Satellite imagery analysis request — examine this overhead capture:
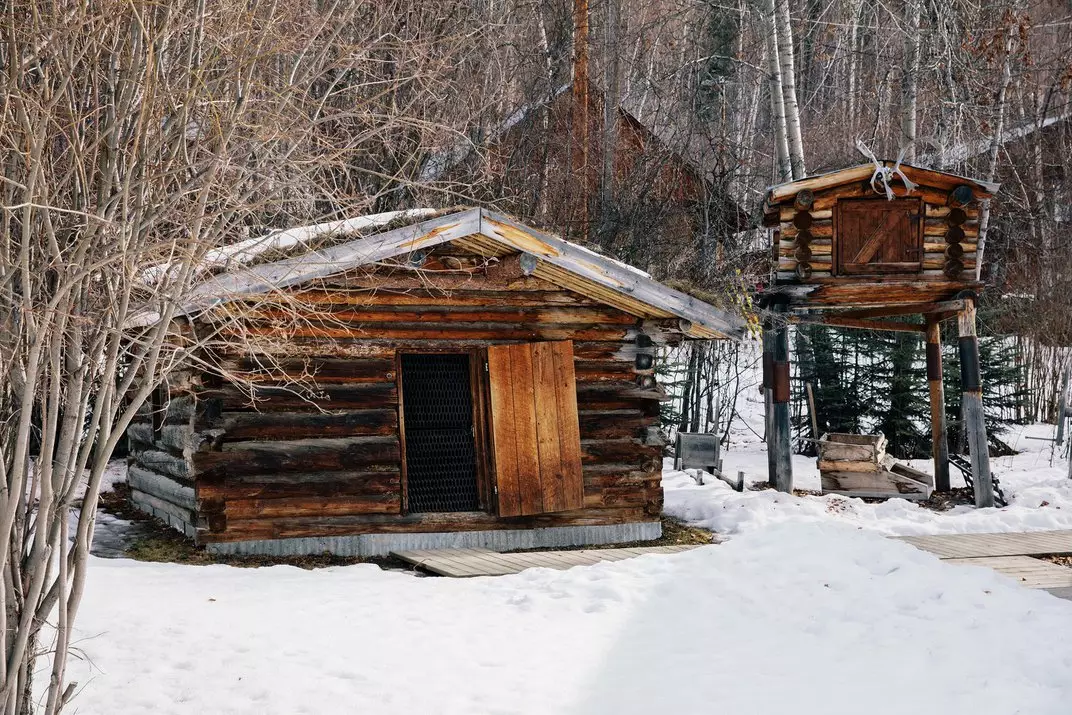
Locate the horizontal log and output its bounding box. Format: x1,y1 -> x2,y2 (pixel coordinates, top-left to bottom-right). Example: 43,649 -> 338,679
214,358 -> 395,385
925,220 -> 978,238
198,471 -> 401,501
128,465 -> 197,509
288,288 -> 601,308
130,488 -> 196,525
578,413 -> 657,439
199,507 -> 658,543
220,494 -> 402,520
818,458 -> 881,473
821,470 -> 929,495
779,242 -> 832,256
574,362 -> 638,382
778,207 -> 833,221
792,315 -> 926,333
223,323 -> 634,342
194,436 -> 400,480
777,259 -> 834,272
130,448 -> 192,482
780,222 -> 833,239
580,439 -> 662,467
127,423 -> 214,454
320,269 -> 555,292
925,205 -> 980,220
775,278 -> 982,307
238,306 -> 638,326
207,409 -> 398,441
198,383 -> 398,411
207,337 -> 637,362
777,270 -> 833,282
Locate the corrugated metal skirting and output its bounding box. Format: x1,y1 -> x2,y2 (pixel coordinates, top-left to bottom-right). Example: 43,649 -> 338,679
204,521 -> 663,557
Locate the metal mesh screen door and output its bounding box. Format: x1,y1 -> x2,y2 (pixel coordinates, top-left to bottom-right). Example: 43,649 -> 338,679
400,353 -> 480,512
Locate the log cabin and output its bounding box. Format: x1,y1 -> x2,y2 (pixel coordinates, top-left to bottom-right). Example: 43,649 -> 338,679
758,161 -> 1001,507
127,207 -> 748,556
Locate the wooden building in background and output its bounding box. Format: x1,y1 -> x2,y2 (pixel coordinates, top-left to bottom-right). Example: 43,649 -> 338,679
419,83 -> 748,275
759,162 -> 1001,507
126,208 -> 746,556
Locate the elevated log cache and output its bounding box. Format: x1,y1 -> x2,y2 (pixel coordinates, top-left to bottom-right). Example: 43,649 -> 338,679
764,163 -> 995,309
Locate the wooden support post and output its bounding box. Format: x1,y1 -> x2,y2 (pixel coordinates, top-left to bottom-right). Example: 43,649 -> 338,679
1056,366 -> 1069,448
769,303 -> 794,492
925,317 -> 950,492
805,382 -> 819,447
957,301 -> 994,507
762,315 -> 776,484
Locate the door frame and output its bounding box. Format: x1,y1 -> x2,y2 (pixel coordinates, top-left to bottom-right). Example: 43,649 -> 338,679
395,348 -> 492,515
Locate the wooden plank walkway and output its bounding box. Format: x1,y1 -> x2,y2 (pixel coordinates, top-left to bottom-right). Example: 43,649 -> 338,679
944,556 -> 1072,589
392,545 -> 698,577
896,530 -> 1072,559
895,530 -> 1072,594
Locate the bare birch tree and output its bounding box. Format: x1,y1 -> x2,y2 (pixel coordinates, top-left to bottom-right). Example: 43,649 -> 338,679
0,2 -> 485,712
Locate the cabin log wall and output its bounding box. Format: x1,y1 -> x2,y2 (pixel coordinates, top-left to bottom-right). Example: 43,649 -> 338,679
126,371 -> 202,537
169,259 -> 666,545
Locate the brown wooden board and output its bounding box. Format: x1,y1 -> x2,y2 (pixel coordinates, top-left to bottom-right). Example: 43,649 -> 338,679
487,341 -> 584,517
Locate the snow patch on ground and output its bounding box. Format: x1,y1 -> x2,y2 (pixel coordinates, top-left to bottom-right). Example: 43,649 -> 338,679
667,414 -> 1072,536
62,522 -> 1072,714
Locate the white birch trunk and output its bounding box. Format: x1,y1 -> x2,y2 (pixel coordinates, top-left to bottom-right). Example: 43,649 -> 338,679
976,38 -> 1013,281
760,0 -> 792,182
900,0 -> 921,161
774,0 -> 806,179
601,0 -> 621,233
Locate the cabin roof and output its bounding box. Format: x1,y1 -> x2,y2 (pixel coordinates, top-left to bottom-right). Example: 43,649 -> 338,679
764,162 -> 1000,207
171,207 -> 749,340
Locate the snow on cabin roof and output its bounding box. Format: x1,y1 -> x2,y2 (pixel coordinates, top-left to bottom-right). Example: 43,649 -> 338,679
162,207 -> 748,340
764,162 -> 1000,207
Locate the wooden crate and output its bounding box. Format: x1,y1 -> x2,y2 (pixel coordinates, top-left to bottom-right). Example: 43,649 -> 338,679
817,433 -> 886,462
817,434 -> 932,501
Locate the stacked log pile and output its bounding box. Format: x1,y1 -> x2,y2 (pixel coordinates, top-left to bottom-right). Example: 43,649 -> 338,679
817,433 -> 934,501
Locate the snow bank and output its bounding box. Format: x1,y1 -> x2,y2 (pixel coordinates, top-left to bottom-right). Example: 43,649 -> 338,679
63,522 -> 1072,714
667,422 -> 1072,537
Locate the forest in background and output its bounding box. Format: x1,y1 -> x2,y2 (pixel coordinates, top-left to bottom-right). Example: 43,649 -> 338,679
383,0 -> 1072,458
2,4 -> 1071,709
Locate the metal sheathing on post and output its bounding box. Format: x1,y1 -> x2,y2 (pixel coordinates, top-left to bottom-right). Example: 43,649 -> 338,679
957,298 -> 994,508
766,300 -> 793,493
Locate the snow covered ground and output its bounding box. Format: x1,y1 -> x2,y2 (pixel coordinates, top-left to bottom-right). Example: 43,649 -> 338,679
665,384 -> 1072,536
60,522 -> 1072,715
55,393 -> 1072,713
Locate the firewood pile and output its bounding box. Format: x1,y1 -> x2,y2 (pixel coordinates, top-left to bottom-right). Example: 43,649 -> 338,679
817,433 -> 934,501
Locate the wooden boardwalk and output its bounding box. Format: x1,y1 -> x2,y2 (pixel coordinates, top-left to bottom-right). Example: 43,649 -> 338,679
896,529 -> 1072,594
943,556 -> 1072,589
897,530 -> 1072,559
392,545 -> 698,577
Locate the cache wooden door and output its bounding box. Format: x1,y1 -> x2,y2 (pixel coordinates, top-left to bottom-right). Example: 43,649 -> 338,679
835,198 -> 923,275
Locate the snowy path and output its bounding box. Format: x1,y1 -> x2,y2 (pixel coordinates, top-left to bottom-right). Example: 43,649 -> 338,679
62,522 -> 1072,715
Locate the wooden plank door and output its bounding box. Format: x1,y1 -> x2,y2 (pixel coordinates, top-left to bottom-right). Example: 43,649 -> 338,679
486,341 -> 584,517
835,198 -> 922,275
